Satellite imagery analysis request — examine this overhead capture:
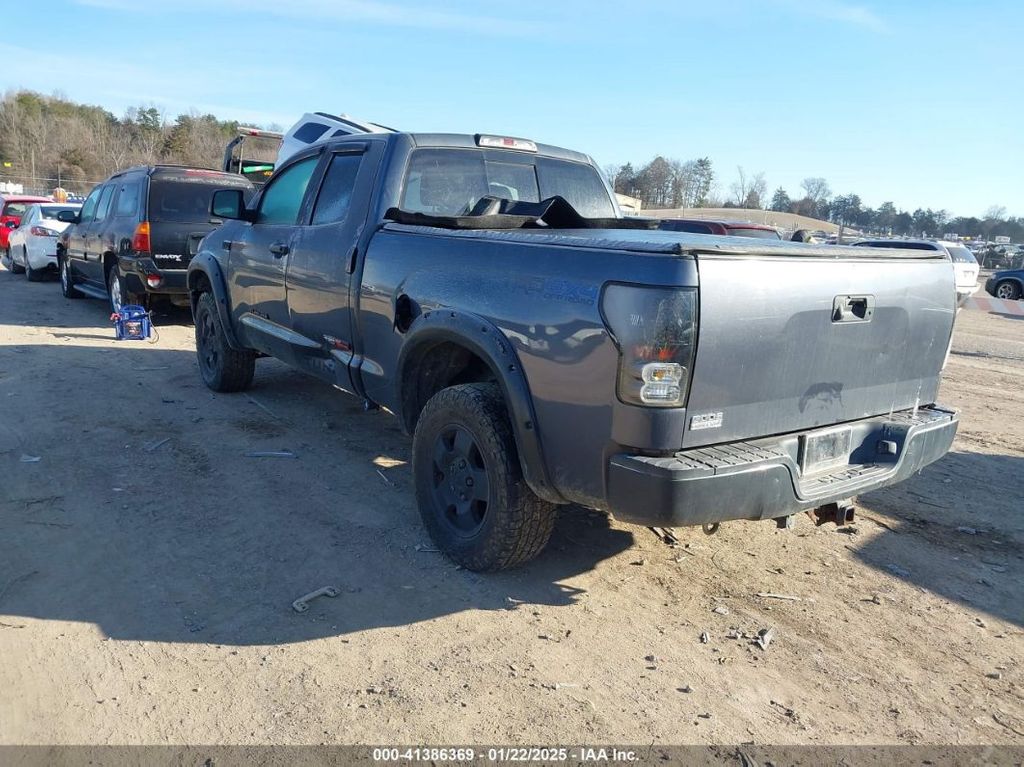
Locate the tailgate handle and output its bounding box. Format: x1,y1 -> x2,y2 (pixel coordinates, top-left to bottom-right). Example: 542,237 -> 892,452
832,294 -> 874,323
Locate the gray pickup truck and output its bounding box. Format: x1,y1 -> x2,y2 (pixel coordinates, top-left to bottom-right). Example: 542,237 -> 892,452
187,131 -> 959,571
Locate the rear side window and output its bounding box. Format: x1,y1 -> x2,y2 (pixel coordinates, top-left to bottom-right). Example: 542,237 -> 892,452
311,153 -> 362,225
93,186 -> 115,223
150,176 -> 252,223
114,183 -> 140,218
257,156 -> 319,225
294,122 -> 330,144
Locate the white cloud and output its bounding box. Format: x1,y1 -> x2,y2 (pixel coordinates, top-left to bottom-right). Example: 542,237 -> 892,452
73,0 -> 538,36
774,0 -> 889,33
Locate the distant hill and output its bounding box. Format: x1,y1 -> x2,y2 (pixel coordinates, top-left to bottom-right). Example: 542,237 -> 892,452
643,207 -> 842,234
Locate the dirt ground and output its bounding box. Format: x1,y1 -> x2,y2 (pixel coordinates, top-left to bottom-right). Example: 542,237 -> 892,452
0,267 -> 1021,747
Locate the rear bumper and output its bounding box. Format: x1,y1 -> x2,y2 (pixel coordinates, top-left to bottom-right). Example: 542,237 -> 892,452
121,259 -> 188,296
607,406 -> 958,526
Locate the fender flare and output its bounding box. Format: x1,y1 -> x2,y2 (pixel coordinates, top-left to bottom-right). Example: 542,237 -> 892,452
396,308 -> 565,505
187,253 -> 245,350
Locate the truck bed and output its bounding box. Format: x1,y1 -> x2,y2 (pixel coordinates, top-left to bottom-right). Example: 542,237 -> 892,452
382,223 -> 949,261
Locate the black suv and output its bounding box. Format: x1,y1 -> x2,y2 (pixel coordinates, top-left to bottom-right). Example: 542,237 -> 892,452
57,166 -> 254,311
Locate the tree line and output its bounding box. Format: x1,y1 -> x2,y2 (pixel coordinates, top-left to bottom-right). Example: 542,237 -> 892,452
2,90 -> 1020,242
0,90 -> 260,192
607,155 -> 1023,241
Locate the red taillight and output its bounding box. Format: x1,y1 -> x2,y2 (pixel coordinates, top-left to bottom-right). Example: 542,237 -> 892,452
132,221 -> 151,253
30,226 -> 58,237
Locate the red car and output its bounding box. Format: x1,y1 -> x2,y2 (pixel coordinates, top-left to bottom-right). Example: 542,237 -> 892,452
1,194 -> 52,252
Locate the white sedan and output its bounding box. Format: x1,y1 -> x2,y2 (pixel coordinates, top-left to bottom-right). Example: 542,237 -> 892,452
4,203 -> 82,281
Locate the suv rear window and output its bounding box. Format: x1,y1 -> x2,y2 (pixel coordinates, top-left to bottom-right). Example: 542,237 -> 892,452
2,202 -> 29,218
294,122 -> 330,144
149,174 -> 253,223
945,245 -> 978,264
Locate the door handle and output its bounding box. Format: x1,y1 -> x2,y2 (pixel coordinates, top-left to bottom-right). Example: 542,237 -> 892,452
222,240 -> 234,251
269,242 -> 290,258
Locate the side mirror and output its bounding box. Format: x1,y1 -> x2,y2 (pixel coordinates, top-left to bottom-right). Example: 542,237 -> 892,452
56,210 -> 79,224
211,189 -> 250,221
4,220 -> 16,229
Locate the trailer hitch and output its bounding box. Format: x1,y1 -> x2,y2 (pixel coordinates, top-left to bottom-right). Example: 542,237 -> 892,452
809,501 -> 856,526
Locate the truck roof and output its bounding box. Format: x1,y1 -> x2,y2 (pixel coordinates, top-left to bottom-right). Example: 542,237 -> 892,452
407,133 -> 594,164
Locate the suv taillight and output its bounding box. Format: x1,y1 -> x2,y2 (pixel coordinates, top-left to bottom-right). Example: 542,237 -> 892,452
132,221 -> 151,253
601,285 -> 698,408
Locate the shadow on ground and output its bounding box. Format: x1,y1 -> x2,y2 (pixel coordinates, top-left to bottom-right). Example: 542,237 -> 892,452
0,334 -> 633,646
855,451 -> 1024,628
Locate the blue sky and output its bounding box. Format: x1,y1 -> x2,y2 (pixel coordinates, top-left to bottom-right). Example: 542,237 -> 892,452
2,0 -> 1021,217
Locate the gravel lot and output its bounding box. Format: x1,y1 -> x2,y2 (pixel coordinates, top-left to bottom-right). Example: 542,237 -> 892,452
0,268 -> 1021,746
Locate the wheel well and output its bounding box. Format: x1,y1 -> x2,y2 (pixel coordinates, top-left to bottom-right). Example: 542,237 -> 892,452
401,341 -> 499,433
103,252 -> 117,278
189,271 -> 212,313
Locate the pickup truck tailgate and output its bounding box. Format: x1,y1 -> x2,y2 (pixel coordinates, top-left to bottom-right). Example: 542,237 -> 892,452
683,250 -> 956,448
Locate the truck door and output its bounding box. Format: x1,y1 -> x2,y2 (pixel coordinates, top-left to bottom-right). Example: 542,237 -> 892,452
228,153 -> 320,363
285,142 -> 380,391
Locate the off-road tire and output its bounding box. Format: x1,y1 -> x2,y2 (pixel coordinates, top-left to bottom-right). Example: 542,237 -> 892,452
995,280 -> 1022,301
413,382 -> 556,571
59,254 -> 82,299
25,249 -> 43,282
195,291 -> 255,392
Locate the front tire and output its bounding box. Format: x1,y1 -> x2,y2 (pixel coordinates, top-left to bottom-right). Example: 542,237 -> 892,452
195,292 -> 255,392
995,280 -> 1022,301
413,382 -> 556,571
60,255 -> 82,299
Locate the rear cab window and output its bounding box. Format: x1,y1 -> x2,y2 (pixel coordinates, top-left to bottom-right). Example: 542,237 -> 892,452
399,148 -> 615,218
149,170 -> 254,224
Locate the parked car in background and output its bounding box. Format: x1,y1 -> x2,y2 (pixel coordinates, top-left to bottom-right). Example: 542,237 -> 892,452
658,218 -> 781,239
985,268 -> 1024,300
4,202 -> 82,280
0,194 -> 52,254
57,166 -> 255,312
186,129 -> 958,571
853,238 -> 979,305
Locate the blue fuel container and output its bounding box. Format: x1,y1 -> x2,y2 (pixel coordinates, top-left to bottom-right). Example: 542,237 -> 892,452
113,305 -> 152,341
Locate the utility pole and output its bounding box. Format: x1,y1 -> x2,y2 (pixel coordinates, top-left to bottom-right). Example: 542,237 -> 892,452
30,149 -> 35,185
